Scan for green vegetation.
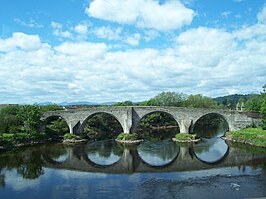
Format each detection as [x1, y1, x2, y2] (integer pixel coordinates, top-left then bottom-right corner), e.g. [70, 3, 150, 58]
[214, 94, 255, 109]
[116, 133, 139, 141]
[245, 84, 266, 129]
[138, 92, 220, 108]
[174, 133, 198, 142]
[0, 104, 64, 148]
[225, 128, 266, 147]
[63, 133, 76, 140]
[84, 113, 122, 140]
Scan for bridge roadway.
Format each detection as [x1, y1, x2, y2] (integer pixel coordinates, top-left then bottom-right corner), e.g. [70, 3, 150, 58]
[41, 106, 261, 134]
[41, 144, 266, 174]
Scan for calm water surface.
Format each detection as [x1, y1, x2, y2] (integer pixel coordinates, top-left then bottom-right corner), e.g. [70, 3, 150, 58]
[0, 137, 266, 199]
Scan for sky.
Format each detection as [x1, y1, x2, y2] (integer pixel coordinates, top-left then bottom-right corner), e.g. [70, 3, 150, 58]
[0, 0, 266, 104]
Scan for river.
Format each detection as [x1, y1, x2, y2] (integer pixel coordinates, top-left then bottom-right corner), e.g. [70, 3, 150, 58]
[0, 136, 265, 199]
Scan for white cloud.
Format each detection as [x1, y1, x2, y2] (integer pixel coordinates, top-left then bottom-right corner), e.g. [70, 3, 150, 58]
[93, 26, 122, 40]
[125, 33, 141, 46]
[1, 10, 266, 103]
[175, 27, 235, 68]
[74, 24, 89, 35]
[86, 0, 195, 31]
[143, 30, 160, 42]
[14, 18, 43, 28]
[51, 21, 72, 39]
[257, 5, 266, 24]
[0, 32, 42, 52]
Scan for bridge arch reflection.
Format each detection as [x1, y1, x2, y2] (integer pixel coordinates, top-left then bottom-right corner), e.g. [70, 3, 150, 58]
[193, 138, 229, 164]
[40, 139, 240, 173]
[137, 140, 180, 168]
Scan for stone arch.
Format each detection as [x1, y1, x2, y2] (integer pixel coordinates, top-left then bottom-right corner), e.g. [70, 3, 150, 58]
[191, 112, 229, 136]
[80, 112, 124, 135]
[133, 110, 181, 133]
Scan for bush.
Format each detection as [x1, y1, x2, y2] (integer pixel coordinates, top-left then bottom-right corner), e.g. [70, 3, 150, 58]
[116, 133, 139, 141]
[175, 133, 196, 141]
[64, 133, 76, 140]
[225, 128, 266, 147]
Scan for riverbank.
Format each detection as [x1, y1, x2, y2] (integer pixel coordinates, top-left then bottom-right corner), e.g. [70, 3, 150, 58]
[224, 128, 266, 147]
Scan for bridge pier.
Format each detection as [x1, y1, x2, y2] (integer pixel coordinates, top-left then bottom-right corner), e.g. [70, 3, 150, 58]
[67, 120, 81, 134]
[179, 119, 192, 133]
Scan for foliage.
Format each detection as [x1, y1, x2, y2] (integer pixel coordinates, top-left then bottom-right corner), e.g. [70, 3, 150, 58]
[245, 94, 263, 111]
[84, 113, 122, 140]
[140, 92, 187, 106]
[214, 94, 254, 109]
[0, 132, 47, 146]
[40, 104, 64, 112]
[174, 133, 196, 141]
[17, 105, 42, 133]
[139, 92, 218, 109]
[0, 105, 22, 134]
[113, 101, 134, 106]
[139, 112, 178, 129]
[245, 84, 266, 129]
[45, 118, 69, 136]
[225, 128, 266, 147]
[184, 94, 218, 108]
[116, 133, 139, 141]
[63, 133, 76, 140]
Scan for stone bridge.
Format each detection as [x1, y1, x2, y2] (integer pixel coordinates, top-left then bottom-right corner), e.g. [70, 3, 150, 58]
[41, 106, 261, 134]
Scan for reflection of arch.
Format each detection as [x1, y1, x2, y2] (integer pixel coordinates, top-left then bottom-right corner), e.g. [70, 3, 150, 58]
[192, 138, 229, 164]
[136, 141, 180, 168]
[41, 145, 70, 165]
[136, 110, 181, 131]
[80, 149, 123, 169]
[80, 112, 123, 134]
[192, 112, 229, 133]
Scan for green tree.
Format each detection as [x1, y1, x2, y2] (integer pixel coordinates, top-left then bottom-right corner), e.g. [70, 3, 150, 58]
[184, 94, 218, 108]
[113, 101, 134, 106]
[140, 92, 187, 106]
[0, 105, 22, 134]
[17, 105, 42, 133]
[260, 84, 266, 129]
[245, 94, 262, 111]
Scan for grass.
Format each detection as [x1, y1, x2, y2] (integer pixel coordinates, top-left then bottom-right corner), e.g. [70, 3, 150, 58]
[225, 128, 266, 147]
[116, 133, 139, 141]
[174, 133, 197, 142]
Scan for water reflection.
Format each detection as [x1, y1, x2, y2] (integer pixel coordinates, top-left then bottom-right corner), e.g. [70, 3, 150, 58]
[193, 138, 229, 164]
[44, 144, 69, 163]
[0, 139, 265, 180]
[86, 140, 123, 166]
[137, 139, 179, 166]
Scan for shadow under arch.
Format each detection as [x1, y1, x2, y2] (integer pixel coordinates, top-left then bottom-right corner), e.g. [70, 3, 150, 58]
[192, 112, 229, 138]
[192, 138, 229, 165]
[136, 140, 180, 168]
[135, 110, 180, 140]
[80, 112, 123, 137]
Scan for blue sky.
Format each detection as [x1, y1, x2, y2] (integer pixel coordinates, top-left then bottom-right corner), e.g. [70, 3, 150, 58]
[0, 0, 266, 104]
